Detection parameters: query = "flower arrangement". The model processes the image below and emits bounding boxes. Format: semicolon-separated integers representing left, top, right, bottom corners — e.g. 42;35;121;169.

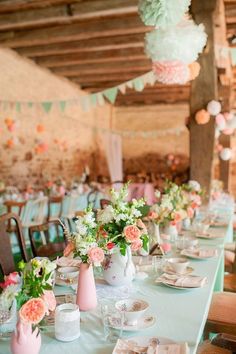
148;181;187;226
97;184;149;255
0;258;56;326
182;180;203;210
63;208;105;267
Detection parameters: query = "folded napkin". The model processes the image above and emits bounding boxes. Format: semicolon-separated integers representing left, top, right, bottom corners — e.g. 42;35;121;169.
157;273;207;288
112;338;189;354
56;256;81;267
181;248;218;258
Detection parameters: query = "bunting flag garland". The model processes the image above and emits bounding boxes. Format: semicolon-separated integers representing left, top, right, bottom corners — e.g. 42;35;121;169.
0;71;156;114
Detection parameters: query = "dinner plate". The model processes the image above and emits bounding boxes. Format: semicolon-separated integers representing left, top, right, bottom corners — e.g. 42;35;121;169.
112;336;175;354
109;315;156;332
195;232;224;239
181;249;218;260
162;265;194;276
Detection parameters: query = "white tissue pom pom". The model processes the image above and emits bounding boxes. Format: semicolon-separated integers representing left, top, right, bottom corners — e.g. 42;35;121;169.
138;0;190;28
145;19;207;64
220;148;232;161
207;100;222;116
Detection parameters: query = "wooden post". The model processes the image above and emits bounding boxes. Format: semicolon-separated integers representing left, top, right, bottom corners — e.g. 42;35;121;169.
190;0;218;198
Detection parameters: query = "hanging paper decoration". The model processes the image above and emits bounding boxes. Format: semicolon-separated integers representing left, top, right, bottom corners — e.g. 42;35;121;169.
7;123;16;132
152;61;189;84
4;118;13;126
216;144;223;152
207;100;221;116
145;19;207;64
36;124;45;133
138;0;191;28
215;128;221;139
222;128;234;135
195;109;210;125
188;62;201;80
103;87;118;104
42;102;52;113
224;112;234;121
220;148;232;161
215;114;226;130
35;142;49;154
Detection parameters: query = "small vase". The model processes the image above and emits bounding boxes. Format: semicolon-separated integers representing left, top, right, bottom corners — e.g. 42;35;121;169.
182;217;191;230
164;223;178;242
76;263;97;311
11;319;41;354
103;246;135;287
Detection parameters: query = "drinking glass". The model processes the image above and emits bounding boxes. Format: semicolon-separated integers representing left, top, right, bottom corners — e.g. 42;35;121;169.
152;255;164;275
55;303;80;342
100;302;124;343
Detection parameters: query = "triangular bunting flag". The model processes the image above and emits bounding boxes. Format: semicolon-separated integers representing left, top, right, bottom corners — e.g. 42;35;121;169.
231;48;236;65
80;96;91;112
118;84;126;95
90;94;97;107
42;101;52;113
133;78;145;92
103;87;118;104
126;81;133;89
16;102;21;113
97;93;105;106
59;101;66;112
28;102;33;108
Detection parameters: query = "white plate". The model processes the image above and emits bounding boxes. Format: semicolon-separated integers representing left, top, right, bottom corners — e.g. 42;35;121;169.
181;249;218;260
112;336;175;353
109;315;156;332
195;232;223;240
160;282;203;290
162;265;194;276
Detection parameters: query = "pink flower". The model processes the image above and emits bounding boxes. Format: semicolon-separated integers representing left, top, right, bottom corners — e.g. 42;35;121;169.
19;298;46;325
63;242;75;257
171;212;182;225
131;239;143;252
123;225;141;243
0;272;19;289
187;207;194;219
136;219;147;234
148;211;158;220
41;290;56;313
88;247;105;265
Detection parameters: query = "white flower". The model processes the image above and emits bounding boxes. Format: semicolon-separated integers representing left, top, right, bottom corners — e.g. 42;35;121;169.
0;285;19;310
161;195;173;210
114;213;128;222
41;259;56;274
75;219;87;235
97;205;115;223
188;180;201;192
155;190;161;198
84;212;96;227
110;190;119;204
131;207;142;218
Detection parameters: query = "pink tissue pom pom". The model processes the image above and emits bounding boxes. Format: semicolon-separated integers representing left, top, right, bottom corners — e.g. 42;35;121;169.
152;60;189;85
224;112;234;121
215;114;226;129
222;128;234;135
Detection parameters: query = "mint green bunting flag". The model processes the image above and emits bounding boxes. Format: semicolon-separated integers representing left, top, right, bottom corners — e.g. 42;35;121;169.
231;48;236;66
103;87;118;104
42;101;52;113
133;78;144;92
59;101;66;112
90;94;97;107
16;102;21;113
80;96;91;112
28;102;33;108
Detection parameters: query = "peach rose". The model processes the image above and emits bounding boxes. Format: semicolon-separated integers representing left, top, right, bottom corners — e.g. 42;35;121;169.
88;247;105;265
148;211;158;220
63;242;75;257
41;290;56;313
131;239;143;252
171;212;182;225
187;207;194;219
123;225;141;243
19;298;46;325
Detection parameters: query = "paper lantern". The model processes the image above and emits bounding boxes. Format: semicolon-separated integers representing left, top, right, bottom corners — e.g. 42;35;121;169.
207;100;221;116
152;60;189;84
215;114;226;130
220;148;232;161
36;124;45;133
225;116;236;130
195;109;210;125
138;0;190;28
145;19;207;64
188;62;201;80
224;112;234;121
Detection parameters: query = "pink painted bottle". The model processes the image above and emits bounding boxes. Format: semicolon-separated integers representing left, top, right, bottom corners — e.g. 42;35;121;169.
11;319;41;354
76;263;97;311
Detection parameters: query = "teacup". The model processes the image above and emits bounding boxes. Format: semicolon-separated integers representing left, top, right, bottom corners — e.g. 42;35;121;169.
176;237;198;250
167;257;189;274
115;299;149;326
57;266;79;280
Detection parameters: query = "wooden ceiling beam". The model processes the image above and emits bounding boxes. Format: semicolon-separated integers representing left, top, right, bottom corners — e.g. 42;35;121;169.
52;60;152;76
35;48;146;68
0;0;138;31
16;34;144;57
0;16;149;48
0;0;75;14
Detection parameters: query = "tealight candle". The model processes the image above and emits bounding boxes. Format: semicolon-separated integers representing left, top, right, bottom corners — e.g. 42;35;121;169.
55;303;80;342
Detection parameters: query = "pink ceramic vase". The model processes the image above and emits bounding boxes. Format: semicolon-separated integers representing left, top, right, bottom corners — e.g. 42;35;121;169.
11;319;41;354
76;263;97;311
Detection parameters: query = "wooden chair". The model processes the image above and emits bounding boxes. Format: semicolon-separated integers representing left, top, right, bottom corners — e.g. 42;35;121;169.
224;243;236;292
47;196;63;222
198;334;236;353
100;199;111;209
0;213;28;276
204;292;236;339
29;220;66;258
4;200;26;232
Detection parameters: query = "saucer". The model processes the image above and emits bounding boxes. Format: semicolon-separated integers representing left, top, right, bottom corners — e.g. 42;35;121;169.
162;265;194;276
55;276;77;287
112;336;176;354
180;248;218;260
109;315;156;332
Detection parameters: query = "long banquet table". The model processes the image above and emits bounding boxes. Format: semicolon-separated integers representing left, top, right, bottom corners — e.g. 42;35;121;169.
1;219;233;354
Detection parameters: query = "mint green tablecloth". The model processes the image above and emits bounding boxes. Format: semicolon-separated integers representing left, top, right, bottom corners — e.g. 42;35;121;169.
0;223;232;354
